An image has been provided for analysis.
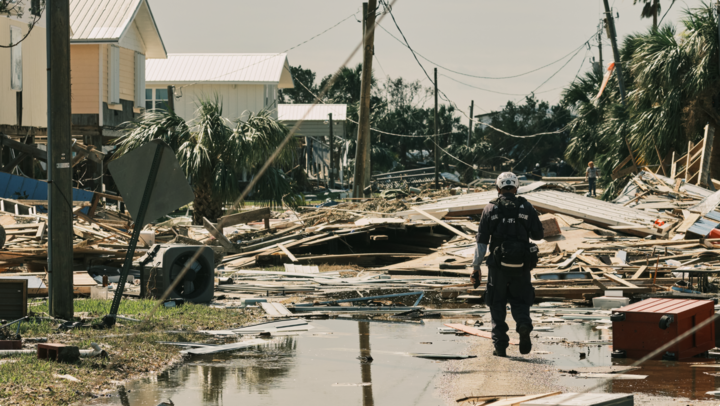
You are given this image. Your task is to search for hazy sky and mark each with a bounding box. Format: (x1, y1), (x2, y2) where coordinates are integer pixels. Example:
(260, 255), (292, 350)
(149, 0), (696, 117)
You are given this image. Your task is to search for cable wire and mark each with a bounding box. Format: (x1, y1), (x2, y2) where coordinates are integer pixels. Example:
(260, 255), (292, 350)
(177, 11), (358, 90)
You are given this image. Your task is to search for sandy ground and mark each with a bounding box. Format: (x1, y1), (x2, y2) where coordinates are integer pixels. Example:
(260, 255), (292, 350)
(436, 321), (720, 406)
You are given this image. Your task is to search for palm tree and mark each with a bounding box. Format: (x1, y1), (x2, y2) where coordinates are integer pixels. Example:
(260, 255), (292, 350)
(115, 98), (296, 224)
(634, 0), (662, 28)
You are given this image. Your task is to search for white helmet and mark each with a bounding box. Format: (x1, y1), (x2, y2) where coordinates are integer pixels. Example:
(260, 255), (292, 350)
(535, 163), (540, 167)
(496, 172), (519, 189)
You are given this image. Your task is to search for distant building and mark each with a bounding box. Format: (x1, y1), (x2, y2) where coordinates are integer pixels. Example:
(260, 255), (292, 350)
(278, 104), (347, 185)
(145, 53), (295, 121)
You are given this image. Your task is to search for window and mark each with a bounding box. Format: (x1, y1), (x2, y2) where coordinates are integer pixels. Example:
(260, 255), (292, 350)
(108, 45), (120, 104)
(145, 89), (153, 110)
(155, 88), (168, 110)
(10, 26), (22, 91)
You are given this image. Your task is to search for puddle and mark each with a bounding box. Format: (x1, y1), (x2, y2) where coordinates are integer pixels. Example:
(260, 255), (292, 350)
(88, 319), (471, 406)
(534, 322), (720, 401)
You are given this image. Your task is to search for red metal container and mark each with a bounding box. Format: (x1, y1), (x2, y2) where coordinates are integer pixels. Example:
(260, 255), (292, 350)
(611, 298), (715, 360)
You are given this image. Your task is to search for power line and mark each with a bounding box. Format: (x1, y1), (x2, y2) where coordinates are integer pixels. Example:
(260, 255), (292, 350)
(178, 11), (359, 90)
(377, 23), (596, 80)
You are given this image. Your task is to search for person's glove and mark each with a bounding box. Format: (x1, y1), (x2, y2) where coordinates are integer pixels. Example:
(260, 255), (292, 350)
(470, 271), (481, 289)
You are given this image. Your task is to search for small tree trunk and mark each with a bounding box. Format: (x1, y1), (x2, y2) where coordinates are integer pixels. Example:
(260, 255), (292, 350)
(193, 184), (224, 225)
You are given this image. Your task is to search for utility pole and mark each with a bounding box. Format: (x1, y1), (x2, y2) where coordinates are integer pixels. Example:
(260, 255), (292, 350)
(467, 100), (474, 147)
(434, 68), (439, 189)
(329, 113), (334, 189)
(352, 0), (376, 198)
(47, 0), (74, 319)
(717, 2), (720, 76)
(167, 85), (175, 114)
(603, 0), (626, 106)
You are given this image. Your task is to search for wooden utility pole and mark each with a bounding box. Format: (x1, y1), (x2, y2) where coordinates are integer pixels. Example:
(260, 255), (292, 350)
(47, 0), (74, 319)
(603, 0), (627, 106)
(167, 85), (175, 114)
(434, 68), (439, 189)
(467, 100), (474, 147)
(329, 112), (334, 189)
(352, 0), (376, 197)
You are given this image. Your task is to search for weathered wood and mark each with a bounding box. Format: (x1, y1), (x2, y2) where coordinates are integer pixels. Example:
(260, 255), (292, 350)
(203, 217), (234, 250)
(218, 208), (271, 229)
(277, 243), (298, 262)
(603, 272), (639, 288)
(412, 207), (473, 240)
(631, 265), (648, 279)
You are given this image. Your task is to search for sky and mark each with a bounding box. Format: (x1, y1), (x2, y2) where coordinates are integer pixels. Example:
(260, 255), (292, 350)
(148, 0), (697, 118)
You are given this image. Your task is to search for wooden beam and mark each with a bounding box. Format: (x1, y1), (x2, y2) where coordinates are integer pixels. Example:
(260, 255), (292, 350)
(0, 135), (47, 161)
(1, 152), (27, 173)
(412, 207), (474, 240)
(277, 243), (298, 262)
(218, 208), (272, 229)
(203, 217), (234, 250)
(603, 272), (639, 288)
(631, 265), (648, 279)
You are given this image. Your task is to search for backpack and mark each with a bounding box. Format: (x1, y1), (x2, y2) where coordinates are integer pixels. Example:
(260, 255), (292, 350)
(490, 196), (539, 272)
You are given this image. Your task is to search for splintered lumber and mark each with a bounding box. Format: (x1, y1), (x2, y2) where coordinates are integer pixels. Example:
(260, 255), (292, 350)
(468, 286), (650, 300)
(412, 208), (474, 240)
(631, 265), (648, 279)
(277, 243), (298, 262)
(603, 272), (639, 288)
(486, 392), (563, 406)
(218, 208), (271, 229)
(202, 217), (234, 250)
(444, 323), (520, 345)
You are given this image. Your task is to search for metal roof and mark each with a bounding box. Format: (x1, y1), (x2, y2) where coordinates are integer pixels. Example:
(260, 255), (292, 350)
(69, 0), (167, 58)
(145, 54), (295, 88)
(278, 104), (347, 121)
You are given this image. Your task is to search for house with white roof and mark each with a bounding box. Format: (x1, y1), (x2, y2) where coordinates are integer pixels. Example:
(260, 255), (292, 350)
(70, 0), (167, 138)
(145, 53), (295, 121)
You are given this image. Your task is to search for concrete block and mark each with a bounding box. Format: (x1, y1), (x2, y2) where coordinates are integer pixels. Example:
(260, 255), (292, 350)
(593, 296), (631, 310)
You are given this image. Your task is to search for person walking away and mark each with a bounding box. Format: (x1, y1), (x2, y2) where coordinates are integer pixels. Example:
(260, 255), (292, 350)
(586, 161), (598, 197)
(470, 172), (544, 357)
(531, 163), (542, 180)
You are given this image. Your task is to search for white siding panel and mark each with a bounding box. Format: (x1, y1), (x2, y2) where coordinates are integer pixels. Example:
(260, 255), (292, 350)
(278, 104), (348, 121)
(119, 21), (146, 54)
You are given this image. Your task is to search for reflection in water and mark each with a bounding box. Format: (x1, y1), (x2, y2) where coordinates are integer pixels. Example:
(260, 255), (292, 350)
(358, 321), (375, 406)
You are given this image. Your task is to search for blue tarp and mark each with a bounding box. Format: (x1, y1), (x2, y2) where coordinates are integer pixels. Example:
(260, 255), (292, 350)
(0, 172), (94, 213)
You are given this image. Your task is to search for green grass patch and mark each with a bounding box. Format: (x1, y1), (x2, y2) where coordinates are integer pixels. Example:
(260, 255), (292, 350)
(0, 298), (260, 405)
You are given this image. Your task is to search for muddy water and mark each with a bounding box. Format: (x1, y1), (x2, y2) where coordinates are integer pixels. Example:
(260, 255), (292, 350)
(537, 323), (720, 401)
(89, 320), (471, 406)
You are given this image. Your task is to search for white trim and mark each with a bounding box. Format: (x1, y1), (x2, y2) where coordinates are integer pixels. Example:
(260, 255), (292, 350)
(134, 52), (145, 108)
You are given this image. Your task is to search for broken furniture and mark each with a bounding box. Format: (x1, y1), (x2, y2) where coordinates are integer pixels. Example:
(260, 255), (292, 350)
(611, 298), (715, 360)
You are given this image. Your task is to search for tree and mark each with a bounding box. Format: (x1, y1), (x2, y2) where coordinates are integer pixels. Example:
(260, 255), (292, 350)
(476, 96), (572, 173)
(279, 65), (319, 104)
(633, 0), (662, 28)
(115, 98), (296, 224)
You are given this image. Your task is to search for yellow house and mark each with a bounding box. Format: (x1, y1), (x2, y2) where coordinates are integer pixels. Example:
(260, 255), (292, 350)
(69, 0), (167, 141)
(0, 4), (47, 137)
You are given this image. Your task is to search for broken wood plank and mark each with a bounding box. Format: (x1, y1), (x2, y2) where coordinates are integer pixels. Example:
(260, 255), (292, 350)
(277, 243), (298, 262)
(412, 207), (474, 240)
(444, 323), (519, 345)
(203, 217), (234, 250)
(631, 265), (648, 280)
(603, 272), (639, 288)
(218, 208), (271, 229)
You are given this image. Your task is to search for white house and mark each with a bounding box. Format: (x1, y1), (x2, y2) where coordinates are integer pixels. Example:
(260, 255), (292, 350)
(145, 53), (295, 121)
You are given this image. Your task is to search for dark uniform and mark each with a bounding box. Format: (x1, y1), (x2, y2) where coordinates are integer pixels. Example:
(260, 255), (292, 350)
(476, 192), (544, 351)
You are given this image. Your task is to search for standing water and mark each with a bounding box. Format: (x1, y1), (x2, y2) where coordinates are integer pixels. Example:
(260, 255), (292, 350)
(89, 319), (471, 406)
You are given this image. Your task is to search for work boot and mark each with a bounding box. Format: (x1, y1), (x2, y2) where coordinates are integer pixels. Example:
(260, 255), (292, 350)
(518, 324), (532, 355)
(493, 347), (507, 357)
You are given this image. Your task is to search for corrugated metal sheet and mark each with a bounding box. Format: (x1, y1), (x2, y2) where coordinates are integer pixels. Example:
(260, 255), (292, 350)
(283, 121), (346, 138)
(688, 217), (719, 236)
(70, 0), (140, 40)
(397, 189), (659, 233)
(704, 211), (720, 222)
(146, 54), (290, 84)
(278, 104), (347, 121)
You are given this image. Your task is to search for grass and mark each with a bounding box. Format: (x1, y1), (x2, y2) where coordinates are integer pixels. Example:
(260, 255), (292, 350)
(0, 298), (260, 406)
